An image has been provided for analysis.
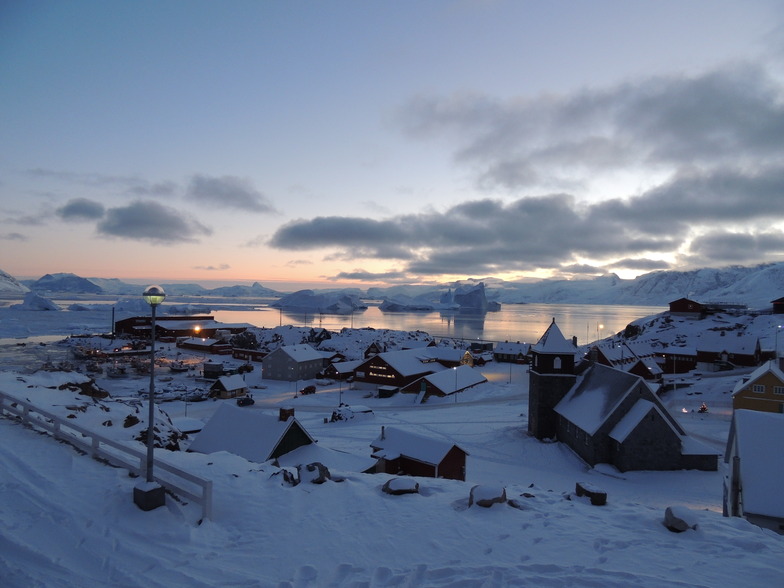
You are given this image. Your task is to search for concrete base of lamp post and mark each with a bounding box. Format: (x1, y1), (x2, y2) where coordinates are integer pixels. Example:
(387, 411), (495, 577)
(133, 481), (166, 511)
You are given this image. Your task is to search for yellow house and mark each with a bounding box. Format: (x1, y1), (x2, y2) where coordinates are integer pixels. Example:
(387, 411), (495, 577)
(731, 360), (784, 414)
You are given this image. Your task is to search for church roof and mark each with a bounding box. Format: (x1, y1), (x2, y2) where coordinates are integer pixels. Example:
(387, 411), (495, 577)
(532, 319), (576, 354)
(554, 363), (640, 435)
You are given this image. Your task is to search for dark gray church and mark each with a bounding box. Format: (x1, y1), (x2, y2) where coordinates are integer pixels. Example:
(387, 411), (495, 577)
(528, 319), (718, 472)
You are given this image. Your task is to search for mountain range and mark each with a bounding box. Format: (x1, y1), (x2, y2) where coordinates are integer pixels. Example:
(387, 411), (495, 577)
(2, 262), (783, 309)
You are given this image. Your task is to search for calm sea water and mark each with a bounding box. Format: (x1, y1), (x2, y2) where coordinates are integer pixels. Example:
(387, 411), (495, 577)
(212, 303), (666, 346)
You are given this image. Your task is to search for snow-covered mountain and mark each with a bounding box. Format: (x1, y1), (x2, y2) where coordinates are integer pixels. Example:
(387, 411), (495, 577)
(369, 263), (784, 309)
(25, 273), (103, 294)
(5, 262), (784, 308)
(0, 269), (29, 294)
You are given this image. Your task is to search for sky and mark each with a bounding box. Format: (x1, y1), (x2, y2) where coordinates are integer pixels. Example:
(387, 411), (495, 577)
(2, 0), (784, 289)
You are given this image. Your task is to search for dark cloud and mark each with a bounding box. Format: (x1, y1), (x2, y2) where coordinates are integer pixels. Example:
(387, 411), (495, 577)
(396, 64), (784, 191)
(330, 270), (409, 282)
(97, 200), (211, 244)
(187, 175), (277, 213)
(56, 198), (105, 221)
(269, 160), (784, 277)
(559, 264), (609, 275)
(687, 230), (784, 264)
(0, 232), (27, 241)
(609, 258), (671, 271)
(193, 264), (230, 271)
(27, 169), (178, 196)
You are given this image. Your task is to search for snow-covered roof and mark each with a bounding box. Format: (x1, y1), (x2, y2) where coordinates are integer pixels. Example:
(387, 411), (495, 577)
(727, 409), (784, 519)
(276, 443), (376, 473)
(188, 404), (314, 463)
(370, 426), (467, 464)
(213, 374), (248, 392)
(371, 349), (440, 377)
(179, 337), (221, 346)
(555, 364), (641, 435)
(630, 356), (663, 376)
(609, 399), (676, 443)
(329, 359), (363, 374)
(417, 365), (487, 394)
(697, 331), (759, 354)
(731, 359), (784, 395)
(494, 341), (530, 355)
(278, 344), (324, 362)
(532, 319), (576, 354)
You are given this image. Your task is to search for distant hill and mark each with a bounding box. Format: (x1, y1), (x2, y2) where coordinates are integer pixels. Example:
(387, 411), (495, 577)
(5, 262), (784, 308)
(0, 269), (29, 294)
(26, 273), (102, 294)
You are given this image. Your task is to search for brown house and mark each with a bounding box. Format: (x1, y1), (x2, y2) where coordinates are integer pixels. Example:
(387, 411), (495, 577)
(370, 426), (468, 481)
(668, 298), (706, 318)
(731, 360), (784, 414)
(696, 331), (761, 369)
(353, 349), (437, 389)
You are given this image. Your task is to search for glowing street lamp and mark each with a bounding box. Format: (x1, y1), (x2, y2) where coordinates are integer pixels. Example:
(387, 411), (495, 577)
(133, 285), (166, 511)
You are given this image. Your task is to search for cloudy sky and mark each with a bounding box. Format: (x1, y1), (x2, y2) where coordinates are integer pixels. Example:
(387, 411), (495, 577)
(2, 1), (784, 288)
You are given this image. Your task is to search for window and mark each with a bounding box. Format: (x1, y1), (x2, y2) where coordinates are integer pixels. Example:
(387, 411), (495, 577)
(774, 386), (784, 395)
(752, 384), (765, 394)
(553, 356), (562, 371)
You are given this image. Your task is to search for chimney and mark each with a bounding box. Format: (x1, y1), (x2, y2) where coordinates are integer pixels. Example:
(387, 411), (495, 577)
(279, 407), (295, 421)
(381, 425), (386, 440)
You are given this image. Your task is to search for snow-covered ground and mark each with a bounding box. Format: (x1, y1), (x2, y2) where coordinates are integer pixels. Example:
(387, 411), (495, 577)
(1, 307), (783, 587)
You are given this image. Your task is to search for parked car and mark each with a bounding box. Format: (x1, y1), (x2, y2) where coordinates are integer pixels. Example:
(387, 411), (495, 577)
(300, 385), (316, 395)
(236, 396), (255, 407)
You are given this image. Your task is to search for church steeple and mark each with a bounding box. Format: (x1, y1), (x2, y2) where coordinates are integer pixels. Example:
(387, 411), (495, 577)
(528, 318), (578, 439)
(530, 318), (576, 375)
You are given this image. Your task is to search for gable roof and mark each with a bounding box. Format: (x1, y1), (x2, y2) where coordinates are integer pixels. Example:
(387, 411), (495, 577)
(554, 363), (642, 435)
(366, 349), (441, 377)
(212, 374), (247, 392)
(725, 409), (784, 518)
(188, 404), (315, 463)
(275, 344), (324, 362)
(532, 319), (576, 355)
(370, 426), (467, 465)
(413, 365), (487, 394)
(697, 331), (759, 355)
(494, 341), (530, 355)
(609, 399), (679, 443)
(732, 360), (784, 396)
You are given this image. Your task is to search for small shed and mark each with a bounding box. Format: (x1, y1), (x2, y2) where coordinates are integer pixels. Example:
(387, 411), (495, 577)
(209, 374), (249, 399)
(188, 404), (315, 462)
(369, 426), (468, 481)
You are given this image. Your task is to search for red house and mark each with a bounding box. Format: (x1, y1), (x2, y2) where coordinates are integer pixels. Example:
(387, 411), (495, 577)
(668, 298), (706, 317)
(370, 426), (468, 481)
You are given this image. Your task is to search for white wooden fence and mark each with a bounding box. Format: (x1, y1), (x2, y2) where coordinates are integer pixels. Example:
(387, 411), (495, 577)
(0, 390), (213, 520)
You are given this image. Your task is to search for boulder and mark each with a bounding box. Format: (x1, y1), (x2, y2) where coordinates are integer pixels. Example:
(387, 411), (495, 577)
(298, 462), (331, 484)
(382, 477), (420, 495)
(664, 506), (699, 532)
(575, 481), (607, 506)
(469, 485), (507, 508)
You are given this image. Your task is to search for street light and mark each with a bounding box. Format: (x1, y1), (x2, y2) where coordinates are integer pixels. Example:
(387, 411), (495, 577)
(133, 285), (166, 511)
(776, 325), (782, 359)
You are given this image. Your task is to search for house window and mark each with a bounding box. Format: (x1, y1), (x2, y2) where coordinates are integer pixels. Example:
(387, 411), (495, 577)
(752, 384), (765, 394)
(774, 386), (784, 395)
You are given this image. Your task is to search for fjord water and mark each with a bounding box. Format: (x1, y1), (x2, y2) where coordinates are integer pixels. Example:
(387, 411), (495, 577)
(213, 303), (666, 346)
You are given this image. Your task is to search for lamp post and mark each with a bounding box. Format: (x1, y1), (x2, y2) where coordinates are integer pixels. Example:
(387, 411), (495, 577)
(133, 285), (166, 511)
(776, 325), (782, 360)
